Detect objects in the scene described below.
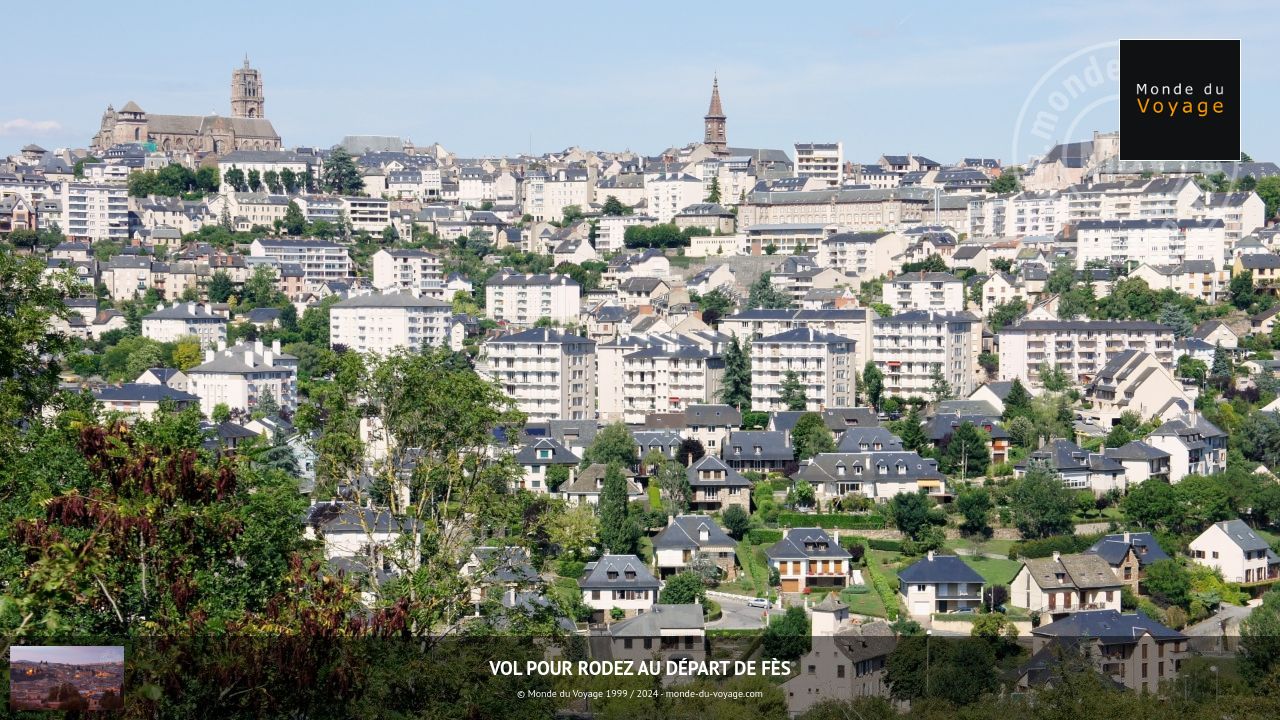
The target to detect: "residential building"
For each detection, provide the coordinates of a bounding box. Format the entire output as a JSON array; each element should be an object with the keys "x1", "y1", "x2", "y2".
[
  {"x1": 794, "y1": 450, "x2": 946, "y2": 504},
  {"x1": 997, "y1": 318, "x2": 1176, "y2": 389},
  {"x1": 794, "y1": 142, "x2": 844, "y2": 187},
  {"x1": 872, "y1": 310, "x2": 979, "y2": 399},
  {"x1": 303, "y1": 501, "x2": 419, "y2": 595},
  {"x1": 684, "y1": 404, "x2": 741, "y2": 454},
  {"x1": 721, "y1": 430, "x2": 795, "y2": 475},
  {"x1": 141, "y1": 302, "x2": 227, "y2": 348},
  {"x1": 608, "y1": 604, "x2": 706, "y2": 664},
  {"x1": 885, "y1": 272, "x2": 965, "y2": 313},
  {"x1": 1189, "y1": 519, "x2": 1280, "y2": 585},
  {"x1": 458, "y1": 546, "x2": 542, "y2": 616},
  {"x1": 764, "y1": 527, "x2": 852, "y2": 593},
  {"x1": 651, "y1": 515, "x2": 737, "y2": 580},
  {"x1": 136, "y1": 367, "x2": 189, "y2": 392},
  {"x1": 187, "y1": 339, "x2": 298, "y2": 416},
  {"x1": 898, "y1": 551, "x2": 984, "y2": 616},
  {"x1": 783, "y1": 612, "x2": 894, "y2": 715},
  {"x1": 646, "y1": 172, "x2": 704, "y2": 222},
  {"x1": 558, "y1": 463, "x2": 643, "y2": 506},
  {"x1": 61, "y1": 182, "x2": 128, "y2": 240},
  {"x1": 1131, "y1": 261, "x2": 1230, "y2": 303},
  {"x1": 1084, "y1": 350, "x2": 1191, "y2": 427},
  {"x1": 249, "y1": 238, "x2": 353, "y2": 285},
  {"x1": 1144, "y1": 412, "x2": 1227, "y2": 482},
  {"x1": 1075, "y1": 218, "x2": 1226, "y2": 270},
  {"x1": 1021, "y1": 610, "x2": 1186, "y2": 694},
  {"x1": 1086, "y1": 532, "x2": 1171, "y2": 591},
  {"x1": 1016, "y1": 438, "x2": 1126, "y2": 495},
  {"x1": 619, "y1": 340, "x2": 724, "y2": 424},
  {"x1": 579, "y1": 555, "x2": 660, "y2": 621},
  {"x1": 1103, "y1": 441, "x2": 1172, "y2": 488},
  {"x1": 485, "y1": 270, "x2": 581, "y2": 326},
  {"x1": 1234, "y1": 252, "x2": 1280, "y2": 291},
  {"x1": 370, "y1": 248, "x2": 444, "y2": 298},
  {"x1": 750, "y1": 328, "x2": 855, "y2": 411},
  {"x1": 93, "y1": 383, "x2": 200, "y2": 419},
  {"x1": 1010, "y1": 552, "x2": 1124, "y2": 618},
  {"x1": 480, "y1": 328, "x2": 596, "y2": 422},
  {"x1": 328, "y1": 292, "x2": 451, "y2": 354},
  {"x1": 513, "y1": 438, "x2": 580, "y2": 494},
  {"x1": 685, "y1": 456, "x2": 751, "y2": 513}
]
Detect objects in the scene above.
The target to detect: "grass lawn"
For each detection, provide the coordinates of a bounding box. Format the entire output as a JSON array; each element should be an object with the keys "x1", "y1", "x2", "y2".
[
  {"x1": 666, "y1": 253, "x2": 696, "y2": 268},
  {"x1": 638, "y1": 536, "x2": 654, "y2": 564},
  {"x1": 718, "y1": 539, "x2": 771, "y2": 597},
  {"x1": 549, "y1": 576, "x2": 579, "y2": 606},
  {"x1": 839, "y1": 587, "x2": 887, "y2": 617},
  {"x1": 944, "y1": 536, "x2": 1015, "y2": 558},
  {"x1": 1073, "y1": 506, "x2": 1125, "y2": 524},
  {"x1": 961, "y1": 556, "x2": 1022, "y2": 585},
  {"x1": 648, "y1": 485, "x2": 661, "y2": 509}
]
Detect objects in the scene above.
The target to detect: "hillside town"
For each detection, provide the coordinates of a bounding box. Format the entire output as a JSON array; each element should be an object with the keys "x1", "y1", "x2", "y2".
[{"x1": 8, "y1": 49, "x2": 1280, "y2": 720}]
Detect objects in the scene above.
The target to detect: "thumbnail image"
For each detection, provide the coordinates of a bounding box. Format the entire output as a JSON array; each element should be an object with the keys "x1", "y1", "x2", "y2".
[{"x1": 9, "y1": 645, "x2": 124, "y2": 712}]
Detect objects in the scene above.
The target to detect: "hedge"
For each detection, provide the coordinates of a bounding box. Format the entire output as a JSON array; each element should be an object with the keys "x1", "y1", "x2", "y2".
[
  {"x1": 849, "y1": 536, "x2": 899, "y2": 620},
  {"x1": 775, "y1": 512, "x2": 888, "y2": 530},
  {"x1": 867, "y1": 538, "x2": 904, "y2": 553},
  {"x1": 557, "y1": 559, "x2": 586, "y2": 579},
  {"x1": 748, "y1": 528, "x2": 783, "y2": 545},
  {"x1": 1008, "y1": 532, "x2": 1104, "y2": 560}
]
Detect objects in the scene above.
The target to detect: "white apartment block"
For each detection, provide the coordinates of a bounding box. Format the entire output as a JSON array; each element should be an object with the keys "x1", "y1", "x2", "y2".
[
  {"x1": 998, "y1": 318, "x2": 1176, "y2": 389},
  {"x1": 371, "y1": 248, "x2": 444, "y2": 298},
  {"x1": 885, "y1": 272, "x2": 965, "y2": 313},
  {"x1": 1064, "y1": 178, "x2": 1201, "y2": 224},
  {"x1": 61, "y1": 182, "x2": 128, "y2": 240},
  {"x1": 618, "y1": 336, "x2": 725, "y2": 424},
  {"x1": 817, "y1": 231, "x2": 910, "y2": 280},
  {"x1": 217, "y1": 150, "x2": 314, "y2": 193},
  {"x1": 794, "y1": 143, "x2": 844, "y2": 187},
  {"x1": 967, "y1": 191, "x2": 1065, "y2": 237},
  {"x1": 645, "y1": 172, "x2": 705, "y2": 223},
  {"x1": 329, "y1": 292, "x2": 451, "y2": 355},
  {"x1": 481, "y1": 328, "x2": 596, "y2": 422},
  {"x1": 141, "y1": 302, "x2": 227, "y2": 349},
  {"x1": 249, "y1": 238, "x2": 353, "y2": 285},
  {"x1": 1192, "y1": 191, "x2": 1265, "y2": 247},
  {"x1": 872, "y1": 311, "x2": 979, "y2": 399},
  {"x1": 343, "y1": 195, "x2": 392, "y2": 232},
  {"x1": 597, "y1": 332, "x2": 723, "y2": 422},
  {"x1": 1075, "y1": 219, "x2": 1226, "y2": 270},
  {"x1": 292, "y1": 194, "x2": 343, "y2": 225},
  {"x1": 522, "y1": 168, "x2": 590, "y2": 223},
  {"x1": 750, "y1": 328, "x2": 855, "y2": 411},
  {"x1": 485, "y1": 270, "x2": 581, "y2": 326},
  {"x1": 188, "y1": 339, "x2": 297, "y2": 416},
  {"x1": 595, "y1": 214, "x2": 658, "y2": 254}
]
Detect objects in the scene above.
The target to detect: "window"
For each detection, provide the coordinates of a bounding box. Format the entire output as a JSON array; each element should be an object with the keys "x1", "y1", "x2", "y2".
[
  {"x1": 837, "y1": 665, "x2": 846, "y2": 679},
  {"x1": 916, "y1": 584, "x2": 926, "y2": 592},
  {"x1": 807, "y1": 665, "x2": 816, "y2": 675},
  {"x1": 624, "y1": 639, "x2": 633, "y2": 649}
]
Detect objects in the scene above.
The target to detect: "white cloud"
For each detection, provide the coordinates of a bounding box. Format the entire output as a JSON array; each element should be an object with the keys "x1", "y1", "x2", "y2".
[{"x1": 0, "y1": 118, "x2": 63, "y2": 136}]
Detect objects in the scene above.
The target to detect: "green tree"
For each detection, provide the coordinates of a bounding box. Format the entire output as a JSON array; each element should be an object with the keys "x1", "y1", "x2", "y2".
[
  {"x1": 694, "y1": 288, "x2": 734, "y2": 326},
  {"x1": 897, "y1": 405, "x2": 927, "y2": 452},
  {"x1": 263, "y1": 169, "x2": 282, "y2": 193},
  {"x1": 656, "y1": 460, "x2": 692, "y2": 513},
  {"x1": 719, "y1": 336, "x2": 752, "y2": 409},
  {"x1": 659, "y1": 571, "x2": 707, "y2": 605},
  {"x1": 548, "y1": 502, "x2": 599, "y2": 559},
  {"x1": 283, "y1": 201, "x2": 307, "y2": 235},
  {"x1": 280, "y1": 167, "x2": 298, "y2": 193},
  {"x1": 1158, "y1": 303, "x2": 1194, "y2": 338},
  {"x1": 1211, "y1": 343, "x2": 1233, "y2": 378},
  {"x1": 171, "y1": 336, "x2": 204, "y2": 372},
  {"x1": 584, "y1": 421, "x2": 637, "y2": 467},
  {"x1": 247, "y1": 169, "x2": 262, "y2": 192},
  {"x1": 1239, "y1": 410, "x2": 1280, "y2": 469},
  {"x1": 957, "y1": 487, "x2": 993, "y2": 538},
  {"x1": 211, "y1": 402, "x2": 232, "y2": 424},
  {"x1": 322, "y1": 147, "x2": 364, "y2": 194},
  {"x1": 223, "y1": 167, "x2": 247, "y2": 192},
  {"x1": 0, "y1": 253, "x2": 71, "y2": 432},
  {"x1": 240, "y1": 265, "x2": 282, "y2": 308},
  {"x1": 705, "y1": 176, "x2": 722, "y2": 203},
  {"x1": 941, "y1": 421, "x2": 990, "y2": 478},
  {"x1": 1143, "y1": 559, "x2": 1192, "y2": 609},
  {"x1": 928, "y1": 366, "x2": 953, "y2": 403},
  {"x1": 862, "y1": 361, "x2": 884, "y2": 410},
  {"x1": 988, "y1": 173, "x2": 1020, "y2": 193},
  {"x1": 787, "y1": 480, "x2": 816, "y2": 509},
  {"x1": 747, "y1": 272, "x2": 793, "y2": 309},
  {"x1": 762, "y1": 606, "x2": 811, "y2": 661},
  {"x1": 988, "y1": 297, "x2": 1026, "y2": 332},
  {"x1": 1010, "y1": 463, "x2": 1075, "y2": 538},
  {"x1": 1241, "y1": 588, "x2": 1280, "y2": 687},
  {"x1": 1231, "y1": 270, "x2": 1257, "y2": 310},
  {"x1": 1003, "y1": 378, "x2": 1033, "y2": 421},
  {"x1": 599, "y1": 462, "x2": 640, "y2": 554},
  {"x1": 721, "y1": 505, "x2": 750, "y2": 539},
  {"x1": 1123, "y1": 479, "x2": 1180, "y2": 531},
  {"x1": 1008, "y1": 415, "x2": 1038, "y2": 449},
  {"x1": 1256, "y1": 176, "x2": 1280, "y2": 218},
  {"x1": 779, "y1": 370, "x2": 808, "y2": 410},
  {"x1": 601, "y1": 195, "x2": 630, "y2": 216},
  {"x1": 792, "y1": 412, "x2": 835, "y2": 460},
  {"x1": 889, "y1": 491, "x2": 932, "y2": 540}
]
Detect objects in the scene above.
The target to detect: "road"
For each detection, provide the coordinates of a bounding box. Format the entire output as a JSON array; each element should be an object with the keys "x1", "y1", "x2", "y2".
[
  {"x1": 1182, "y1": 603, "x2": 1255, "y2": 655},
  {"x1": 708, "y1": 594, "x2": 782, "y2": 629}
]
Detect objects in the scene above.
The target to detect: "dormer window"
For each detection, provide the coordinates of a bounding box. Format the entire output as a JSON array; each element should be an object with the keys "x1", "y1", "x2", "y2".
[
  {"x1": 877, "y1": 464, "x2": 887, "y2": 475},
  {"x1": 897, "y1": 463, "x2": 906, "y2": 475},
  {"x1": 537, "y1": 448, "x2": 551, "y2": 459},
  {"x1": 854, "y1": 465, "x2": 863, "y2": 475},
  {"x1": 624, "y1": 570, "x2": 636, "y2": 579},
  {"x1": 836, "y1": 463, "x2": 846, "y2": 476},
  {"x1": 754, "y1": 445, "x2": 762, "y2": 455},
  {"x1": 607, "y1": 570, "x2": 619, "y2": 580}
]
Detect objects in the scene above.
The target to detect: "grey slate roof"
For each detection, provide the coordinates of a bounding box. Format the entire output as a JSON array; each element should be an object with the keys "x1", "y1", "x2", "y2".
[
  {"x1": 651, "y1": 515, "x2": 735, "y2": 550},
  {"x1": 687, "y1": 455, "x2": 752, "y2": 487},
  {"x1": 1032, "y1": 610, "x2": 1184, "y2": 643},
  {"x1": 765, "y1": 528, "x2": 852, "y2": 560},
  {"x1": 723, "y1": 430, "x2": 793, "y2": 462},
  {"x1": 1087, "y1": 532, "x2": 1171, "y2": 567},
  {"x1": 94, "y1": 383, "x2": 199, "y2": 403},
  {"x1": 331, "y1": 292, "x2": 449, "y2": 308},
  {"x1": 1206, "y1": 519, "x2": 1272, "y2": 552},
  {"x1": 514, "y1": 438, "x2": 580, "y2": 466},
  {"x1": 835, "y1": 427, "x2": 904, "y2": 452},
  {"x1": 609, "y1": 604, "x2": 703, "y2": 637},
  {"x1": 685, "y1": 404, "x2": 742, "y2": 427},
  {"x1": 898, "y1": 554, "x2": 984, "y2": 584},
  {"x1": 578, "y1": 555, "x2": 660, "y2": 590}
]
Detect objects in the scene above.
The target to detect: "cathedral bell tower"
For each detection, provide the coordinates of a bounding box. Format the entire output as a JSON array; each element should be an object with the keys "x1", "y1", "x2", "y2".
[
  {"x1": 704, "y1": 75, "x2": 728, "y2": 155},
  {"x1": 231, "y1": 56, "x2": 265, "y2": 119}
]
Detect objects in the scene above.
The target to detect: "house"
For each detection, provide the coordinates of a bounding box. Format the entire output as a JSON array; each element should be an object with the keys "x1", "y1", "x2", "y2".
[
  {"x1": 1144, "y1": 412, "x2": 1227, "y2": 482},
  {"x1": 834, "y1": 427, "x2": 903, "y2": 453},
  {"x1": 783, "y1": 605, "x2": 895, "y2": 715},
  {"x1": 303, "y1": 500, "x2": 420, "y2": 582},
  {"x1": 93, "y1": 383, "x2": 200, "y2": 419},
  {"x1": 967, "y1": 380, "x2": 1018, "y2": 414},
  {"x1": 558, "y1": 463, "x2": 643, "y2": 506},
  {"x1": 1252, "y1": 305, "x2": 1280, "y2": 335},
  {"x1": 794, "y1": 450, "x2": 946, "y2": 504},
  {"x1": 721, "y1": 430, "x2": 795, "y2": 475},
  {"x1": 1086, "y1": 532, "x2": 1171, "y2": 591},
  {"x1": 1234, "y1": 252, "x2": 1280, "y2": 292},
  {"x1": 684, "y1": 404, "x2": 742, "y2": 454},
  {"x1": 513, "y1": 438, "x2": 580, "y2": 493},
  {"x1": 579, "y1": 555, "x2": 661, "y2": 621},
  {"x1": 1102, "y1": 441, "x2": 1172, "y2": 488},
  {"x1": 1191, "y1": 320, "x2": 1240, "y2": 349},
  {"x1": 608, "y1": 604, "x2": 706, "y2": 664},
  {"x1": 458, "y1": 546, "x2": 541, "y2": 616},
  {"x1": 651, "y1": 515, "x2": 737, "y2": 580},
  {"x1": 633, "y1": 429, "x2": 683, "y2": 469},
  {"x1": 1189, "y1": 519, "x2": 1280, "y2": 584},
  {"x1": 950, "y1": 244, "x2": 990, "y2": 273},
  {"x1": 1084, "y1": 350, "x2": 1190, "y2": 428},
  {"x1": 1016, "y1": 438, "x2": 1126, "y2": 495},
  {"x1": 1019, "y1": 610, "x2": 1187, "y2": 693},
  {"x1": 685, "y1": 455, "x2": 751, "y2": 513},
  {"x1": 1010, "y1": 552, "x2": 1123, "y2": 618},
  {"x1": 898, "y1": 551, "x2": 985, "y2": 616},
  {"x1": 924, "y1": 414, "x2": 1011, "y2": 465},
  {"x1": 764, "y1": 527, "x2": 852, "y2": 593},
  {"x1": 135, "y1": 367, "x2": 189, "y2": 392}
]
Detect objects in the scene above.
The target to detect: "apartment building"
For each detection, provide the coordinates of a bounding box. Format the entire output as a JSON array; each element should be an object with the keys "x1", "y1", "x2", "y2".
[
  {"x1": 481, "y1": 328, "x2": 596, "y2": 422},
  {"x1": 618, "y1": 338, "x2": 725, "y2": 424},
  {"x1": 249, "y1": 237, "x2": 353, "y2": 285},
  {"x1": 967, "y1": 191, "x2": 1065, "y2": 238},
  {"x1": 872, "y1": 310, "x2": 979, "y2": 398},
  {"x1": 1075, "y1": 218, "x2": 1226, "y2": 270},
  {"x1": 685, "y1": 456, "x2": 751, "y2": 514},
  {"x1": 141, "y1": 302, "x2": 227, "y2": 348},
  {"x1": 720, "y1": 308, "x2": 877, "y2": 371},
  {"x1": 794, "y1": 142, "x2": 844, "y2": 187},
  {"x1": 645, "y1": 172, "x2": 704, "y2": 222},
  {"x1": 737, "y1": 187, "x2": 941, "y2": 233},
  {"x1": 522, "y1": 168, "x2": 590, "y2": 223},
  {"x1": 817, "y1": 231, "x2": 910, "y2": 280},
  {"x1": 187, "y1": 339, "x2": 298, "y2": 416},
  {"x1": 61, "y1": 182, "x2": 128, "y2": 240},
  {"x1": 1145, "y1": 412, "x2": 1228, "y2": 482},
  {"x1": 328, "y1": 292, "x2": 451, "y2": 354},
  {"x1": 1083, "y1": 350, "x2": 1190, "y2": 428},
  {"x1": 885, "y1": 272, "x2": 965, "y2": 313},
  {"x1": 1023, "y1": 611, "x2": 1187, "y2": 694},
  {"x1": 343, "y1": 195, "x2": 392, "y2": 233},
  {"x1": 595, "y1": 214, "x2": 657, "y2": 254},
  {"x1": 750, "y1": 328, "x2": 855, "y2": 411},
  {"x1": 1064, "y1": 177, "x2": 1201, "y2": 223},
  {"x1": 997, "y1": 318, "x2": 1175, "y2": 389},
  {"x1": 370, "y1": 248, "x2": 444, "y2": 298},
  {"x1": 484, "y1": 270, "x2": 581, "y2": 326}
]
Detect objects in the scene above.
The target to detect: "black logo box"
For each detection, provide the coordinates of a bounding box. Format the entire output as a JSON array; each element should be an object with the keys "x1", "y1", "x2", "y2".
[{"x1": 1119, "y1": 39, "x2": 1240, "y2": 161}]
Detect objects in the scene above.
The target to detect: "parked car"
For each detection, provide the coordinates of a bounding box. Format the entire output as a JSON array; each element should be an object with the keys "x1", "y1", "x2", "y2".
[{"x1": 747, "y1": 597, "x2": 772, "y2": 610}]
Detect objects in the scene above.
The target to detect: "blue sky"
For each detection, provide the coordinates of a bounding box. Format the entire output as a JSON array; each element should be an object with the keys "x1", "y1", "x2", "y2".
[
  {"x1": 3, "y1": 1, "x2": 1275, "y2": 163},
  {"x1": 11, "y1": 645, "x2": 123, "y2": 665}
]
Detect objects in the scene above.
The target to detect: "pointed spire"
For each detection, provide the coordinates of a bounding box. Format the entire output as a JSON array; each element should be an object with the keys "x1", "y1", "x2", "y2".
[
  {"x1": 244, "y1": 53, "x2": 251, "y2": 69},
  {"x1": 706, "y1": 75, "x2": 724, "y2": 118}
]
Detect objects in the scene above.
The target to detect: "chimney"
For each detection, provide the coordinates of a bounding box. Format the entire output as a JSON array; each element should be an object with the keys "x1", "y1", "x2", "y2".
[
  {"x1": 255, "y1": 339, "x2": 264, "y2": 354},
  {"x1": 263, "y1": 350, "x2": 275, "y2": 367},
  {"x1": 217, "y1": 339, "x2": 227, "y2": 352},
  {"x1": 1123, "y1": 531, "x2": 1131, "y2": 544},
  {"x1": 926, "y1": 550, "x2": 934, "y2": 562},
  {"x1": 244, "y1": 350, "x2": 254, "y2": 367},
  {"x1": 1052, "y1": 551, "x2": 1061, "y2": 562},
  {"x1": 832, "y1": 530, "x2": 840, "y2": 544},
  {"x1": 187, "y1": 302, "x2": 196, "y2": 315},
  {"x1": 272, "y1": 339, "x2": 281, "y2": 353},
  {"x1": 156, "y1": 303, "x2": 165, "y2": 311},
  {"x1": 204, "y1": 350, "x2": 214, "y2": 363}
]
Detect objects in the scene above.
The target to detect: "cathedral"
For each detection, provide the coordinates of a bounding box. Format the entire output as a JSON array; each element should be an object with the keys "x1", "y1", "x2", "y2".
[{"x1": 91, "y1": 58, "x2": 282, "y2": 156}]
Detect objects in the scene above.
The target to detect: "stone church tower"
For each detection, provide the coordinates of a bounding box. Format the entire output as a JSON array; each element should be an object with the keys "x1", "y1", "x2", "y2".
[
  {"x1": 231, "y1": 56, "x2": 265, "y2": 119},
  {"x1": 704, "y1": 75, "x2": 727, "y2": 155}
]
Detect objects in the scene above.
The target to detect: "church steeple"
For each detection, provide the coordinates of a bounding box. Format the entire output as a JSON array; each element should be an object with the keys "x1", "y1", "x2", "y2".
[
  {"x1": 704, "y1": 75, "x2": 727, "y2": 155},
  {"x1": 231, "y1": 57, "x2": 265, "y2": 119}
]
